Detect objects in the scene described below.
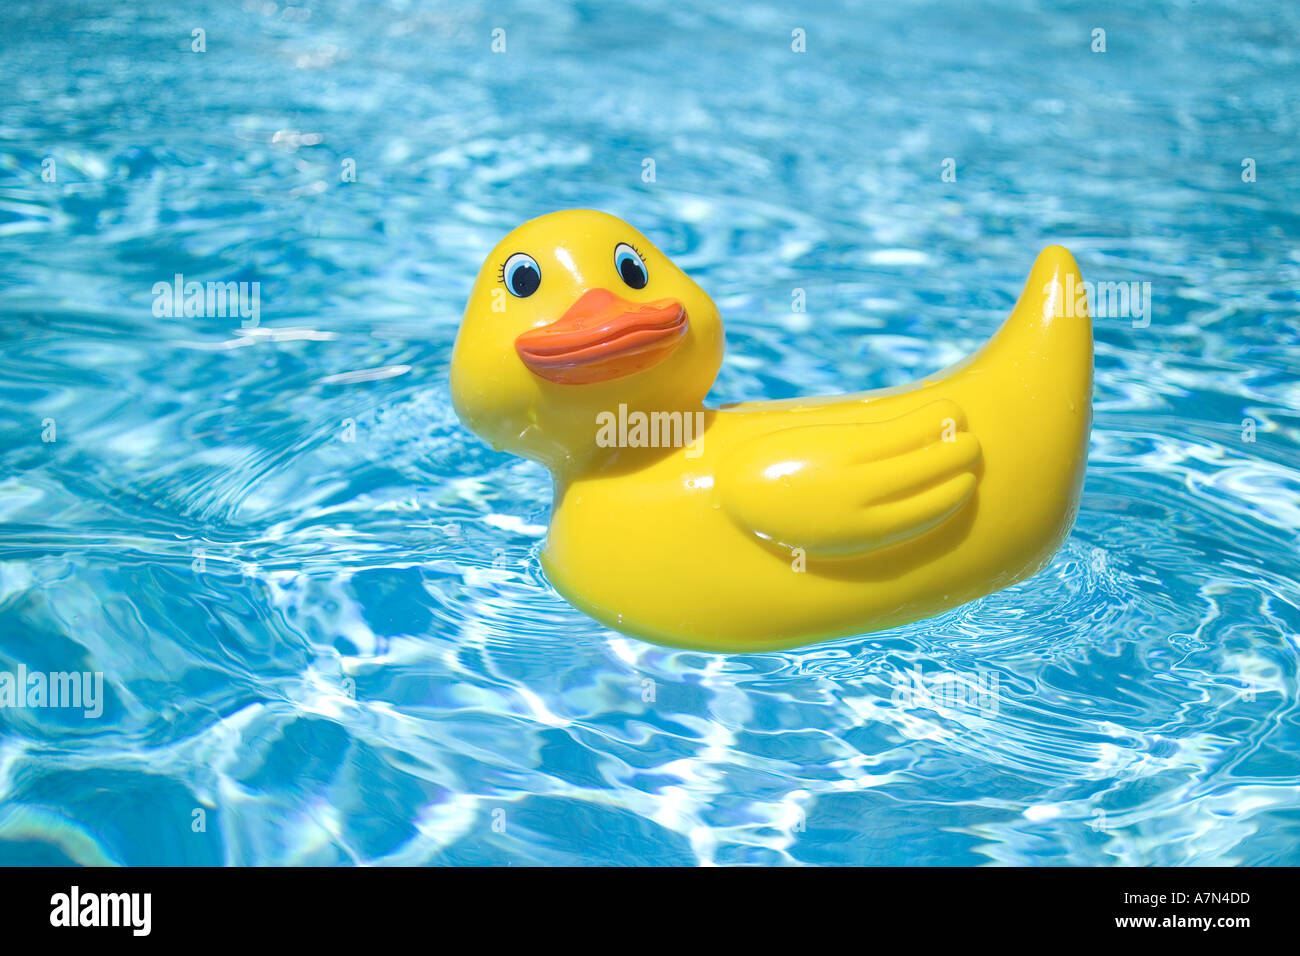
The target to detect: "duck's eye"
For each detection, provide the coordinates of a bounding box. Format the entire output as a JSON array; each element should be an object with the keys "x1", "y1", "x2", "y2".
[
  {"x1": 503, "y1": 253, "x2": 541, "y2": 298},
  {"x1": 614, "y1": 243, "x2": 648, "y2": 290}
]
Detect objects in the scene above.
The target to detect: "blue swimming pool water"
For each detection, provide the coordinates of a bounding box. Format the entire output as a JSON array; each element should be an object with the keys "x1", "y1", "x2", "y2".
[{"x1": 1, "y1": 0, "x2": 1298, "y2": 866}]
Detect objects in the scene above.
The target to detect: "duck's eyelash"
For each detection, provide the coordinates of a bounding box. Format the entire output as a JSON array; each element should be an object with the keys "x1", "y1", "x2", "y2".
[{"x1": 496, "y1": 263, "x2": 506, "y2": 283}]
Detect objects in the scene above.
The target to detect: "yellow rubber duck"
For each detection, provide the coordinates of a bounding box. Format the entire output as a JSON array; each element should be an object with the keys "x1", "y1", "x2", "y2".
[{"x1": 451, "y1": 210, "x2": 1092, "y2": 652}]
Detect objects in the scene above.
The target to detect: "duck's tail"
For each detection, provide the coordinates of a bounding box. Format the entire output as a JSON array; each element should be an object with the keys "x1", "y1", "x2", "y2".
[
  {"x1": 947, "y1": 245, "x2": 1094, "y2": 568},
  {"x1": 989, "y1": 244, "x2": 1092, "y2": 358},
  {"x1": 1013, "y1": 244, "x2": 1093, "y2": 434},
  {"x1": 972, "y1": 245, "x2": 1094, "y2": 416}
]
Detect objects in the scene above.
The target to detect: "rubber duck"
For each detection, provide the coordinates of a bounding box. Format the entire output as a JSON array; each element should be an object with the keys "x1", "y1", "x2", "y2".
[{"x1": 451, "y1": 210, "x2": 1092, "y2": 652}]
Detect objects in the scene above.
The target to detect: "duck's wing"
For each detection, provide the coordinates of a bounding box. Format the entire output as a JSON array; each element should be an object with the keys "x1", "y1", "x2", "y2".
[{"x1": 716, "y1": 399, "x2": 981, "y2": 557}]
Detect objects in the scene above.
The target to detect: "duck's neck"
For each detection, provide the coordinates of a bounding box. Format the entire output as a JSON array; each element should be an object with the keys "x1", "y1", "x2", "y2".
[{"x1": 532, "y1": 403, "x2": 714, "y2": 487}]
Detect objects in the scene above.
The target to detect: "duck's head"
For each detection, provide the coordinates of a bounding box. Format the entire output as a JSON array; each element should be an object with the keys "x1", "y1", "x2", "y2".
[{"x1": 451, "y1": 210, "x2": 723, "y2": 468}]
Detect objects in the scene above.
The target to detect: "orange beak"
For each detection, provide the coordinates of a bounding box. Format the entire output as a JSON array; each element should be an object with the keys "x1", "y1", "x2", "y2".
[{"x1": 514, "y1": 288, "x2": 689, "y2": 385}]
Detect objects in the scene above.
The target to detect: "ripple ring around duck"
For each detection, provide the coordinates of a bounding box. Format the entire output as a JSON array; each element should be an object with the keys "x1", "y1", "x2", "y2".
[{"x1": 451, "y1": 210, "x2": 1093, "y2": 652}]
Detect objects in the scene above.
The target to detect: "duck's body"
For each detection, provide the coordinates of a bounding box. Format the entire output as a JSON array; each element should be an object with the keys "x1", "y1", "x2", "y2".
[{"x1": 452, "y1": 211, "x2": 1092, "y2": 652}]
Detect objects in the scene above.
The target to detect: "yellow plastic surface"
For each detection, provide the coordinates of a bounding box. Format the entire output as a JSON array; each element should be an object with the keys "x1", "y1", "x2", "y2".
[{"x1": 451, "y1": 210, "x2": 1093, "y2": 652}]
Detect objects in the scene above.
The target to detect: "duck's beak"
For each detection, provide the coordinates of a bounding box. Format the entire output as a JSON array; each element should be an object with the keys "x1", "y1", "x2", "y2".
[{"x1": 515, "y1": 288, "x2": 689, "y2": 385}]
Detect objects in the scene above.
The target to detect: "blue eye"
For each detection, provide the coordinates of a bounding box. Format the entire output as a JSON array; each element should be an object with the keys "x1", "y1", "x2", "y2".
[
  {"x1": 503, "y1": 252, "x2": 541, "y2": 297},
  {"x1": 614, "y1": 243, "x2": 648, "y2": 289}
]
